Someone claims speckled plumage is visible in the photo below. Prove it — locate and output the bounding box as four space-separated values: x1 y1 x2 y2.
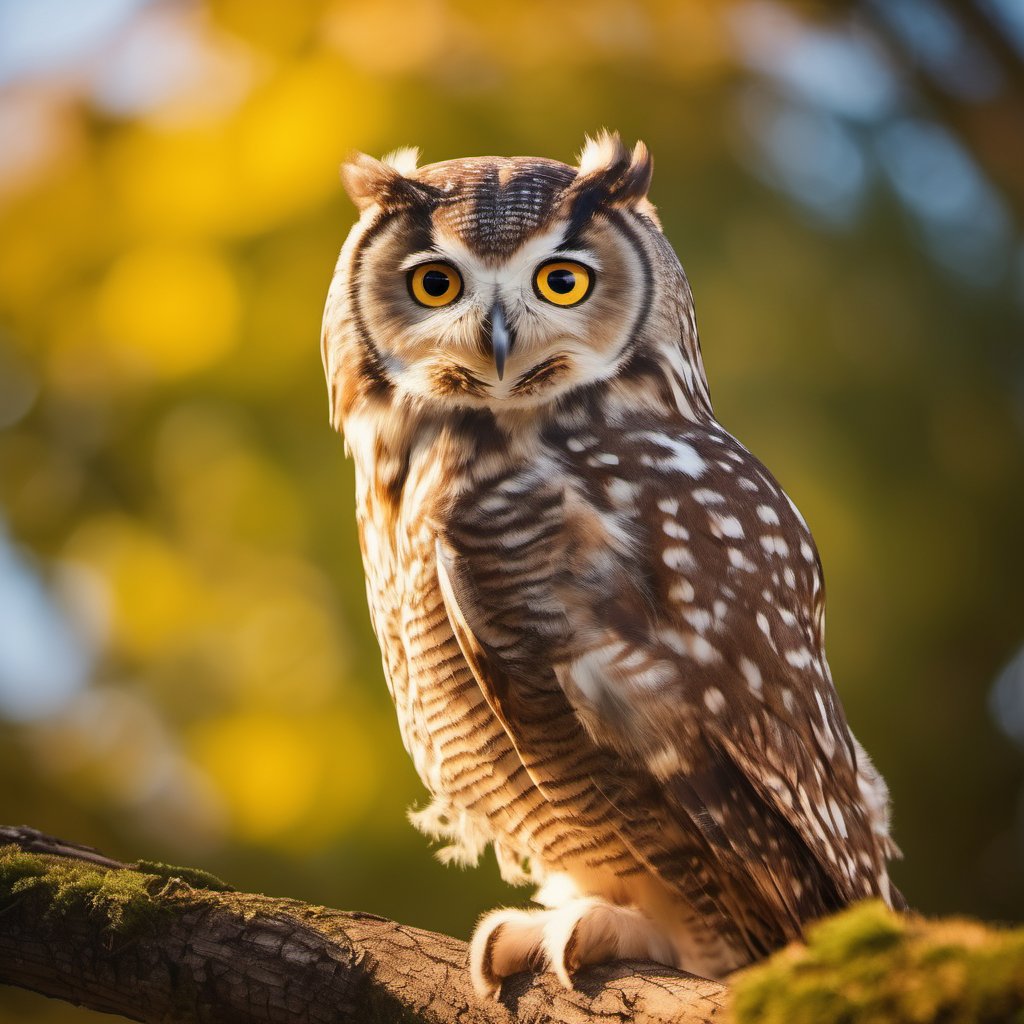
322 132 903 996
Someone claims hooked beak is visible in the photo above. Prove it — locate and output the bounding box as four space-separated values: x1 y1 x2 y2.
489 300 512 381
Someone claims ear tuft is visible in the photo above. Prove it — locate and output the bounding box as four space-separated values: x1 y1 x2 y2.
619 139 653 204
577 129 630 177
381 146 421 176
340 149 435 213
577 130 630 177
569 131 653 213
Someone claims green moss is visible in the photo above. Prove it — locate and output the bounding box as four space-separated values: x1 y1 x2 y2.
732 900 1024 1024
803 900 906 965
0 849 48 887
0 844 165 934
134 859 233 892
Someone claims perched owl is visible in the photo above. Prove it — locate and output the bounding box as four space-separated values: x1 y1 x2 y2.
321 132 903 997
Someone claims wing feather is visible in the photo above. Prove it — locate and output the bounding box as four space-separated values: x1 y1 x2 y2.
438 419 898 952
436 535 779 958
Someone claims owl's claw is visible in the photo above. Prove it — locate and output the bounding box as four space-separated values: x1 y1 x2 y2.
469 899 676 998
470 907 546 998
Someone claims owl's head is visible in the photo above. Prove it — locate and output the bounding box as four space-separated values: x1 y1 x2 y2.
323 132 710 428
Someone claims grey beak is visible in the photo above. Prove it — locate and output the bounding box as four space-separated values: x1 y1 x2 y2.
489 301 511 381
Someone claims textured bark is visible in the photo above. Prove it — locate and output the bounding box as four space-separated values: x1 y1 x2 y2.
0 826 728 1024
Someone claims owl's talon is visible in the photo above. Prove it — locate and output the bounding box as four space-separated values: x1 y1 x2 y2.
542 898 677 988
470 900 676 997
469 907 546 998
469 922 502 999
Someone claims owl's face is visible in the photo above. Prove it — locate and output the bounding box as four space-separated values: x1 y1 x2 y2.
324 133 708 424
350 201 646 409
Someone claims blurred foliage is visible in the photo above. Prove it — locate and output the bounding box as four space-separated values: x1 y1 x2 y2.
0 1 1022 1020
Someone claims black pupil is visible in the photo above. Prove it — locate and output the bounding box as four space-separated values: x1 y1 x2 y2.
547 268 576 294
422 269 451 297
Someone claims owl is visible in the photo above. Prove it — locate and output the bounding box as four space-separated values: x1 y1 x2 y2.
321 132 904 997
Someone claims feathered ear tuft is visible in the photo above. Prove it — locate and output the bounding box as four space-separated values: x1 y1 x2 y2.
340 149 436 213
577 130 630 177
566 131 654 220
381 146 421 176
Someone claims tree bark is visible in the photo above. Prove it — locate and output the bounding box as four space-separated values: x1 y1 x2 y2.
0 826 728 1024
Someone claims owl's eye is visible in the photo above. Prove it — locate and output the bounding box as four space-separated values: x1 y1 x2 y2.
534 260 593 307
409 262 462 308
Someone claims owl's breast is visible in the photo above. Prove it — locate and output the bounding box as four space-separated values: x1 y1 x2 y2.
352 430 536 843
349 416 615 884
355 443 449 786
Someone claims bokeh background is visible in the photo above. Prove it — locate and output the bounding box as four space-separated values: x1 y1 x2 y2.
1 0 1023 1019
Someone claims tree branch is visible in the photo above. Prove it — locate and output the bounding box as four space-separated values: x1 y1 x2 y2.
0 826 728 1024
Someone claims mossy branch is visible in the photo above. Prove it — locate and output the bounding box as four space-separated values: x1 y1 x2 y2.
731 901 1024 1023
0 825 726 1024
3 827 1024 1024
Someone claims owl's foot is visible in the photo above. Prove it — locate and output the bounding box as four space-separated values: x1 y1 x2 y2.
469 897 676 998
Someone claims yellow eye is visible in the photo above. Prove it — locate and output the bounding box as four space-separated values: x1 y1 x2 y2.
534 260 593 307
409 262 462 308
